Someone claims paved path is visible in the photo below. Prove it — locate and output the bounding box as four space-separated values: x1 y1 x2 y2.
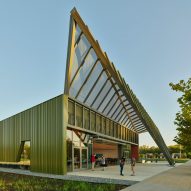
0 161 176 186
121 160 191 191
68 162 176 182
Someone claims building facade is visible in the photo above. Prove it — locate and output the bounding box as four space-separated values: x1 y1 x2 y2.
0 8 174 175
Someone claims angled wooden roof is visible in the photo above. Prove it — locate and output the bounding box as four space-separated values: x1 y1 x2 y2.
64 8 174 165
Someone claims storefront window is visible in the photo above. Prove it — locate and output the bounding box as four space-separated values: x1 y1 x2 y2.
84 109 90 130
102 117 106 134
76 104 83 128
96 114 101 133
90 112 96 132
68 100 75 125
106 119 110 136
110 121 114 137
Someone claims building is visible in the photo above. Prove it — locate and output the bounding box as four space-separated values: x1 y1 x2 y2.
0 8 174 175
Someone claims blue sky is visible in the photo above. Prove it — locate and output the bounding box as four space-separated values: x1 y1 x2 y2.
0 0 191 146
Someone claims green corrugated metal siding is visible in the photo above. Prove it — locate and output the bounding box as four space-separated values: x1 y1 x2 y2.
0 94 67 175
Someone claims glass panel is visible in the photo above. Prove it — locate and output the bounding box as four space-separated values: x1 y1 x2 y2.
129 112 136 117
85 72 108 106
115 85 120 90
74 148 80 169
124 119 129 127
131 115 138 120
68 100 75 125
70 34 91 82
125 128 127 140
98 88 115 113
111 77 116 84
122 116 129 126
118 90 123 96
136 133 138 144
67 129 73 142
125 104 132 110
122 117 128 126
116 108 126 122
112 104 123 120
113 123 117 137
90 112 96 132
70 49 97 97
135 133 137 143
103 95 118 115
128 108 134 113
118 125 121 139
130 130 133 142
77 62 103 102
73 131 81 147
127 129 130 141
108 99 121 117
106 119 110 136
132 118 141 123
119 112 127 124
124 100 130 105
84 109 90 130
127 122 132 129
84 134 90 144
75 24 81 43
123 127 126 140
82 149 88 169
125 128 128 141
96 114 102 133
102 117 106 134
132 132 135 143
76 104 83 128
121 96 127 101
114 123 119 138
92 80 112 109
110 121 114 137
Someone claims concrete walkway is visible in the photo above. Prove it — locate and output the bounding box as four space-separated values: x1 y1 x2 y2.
121 160 191 191
68 161 177 182
0 161 177 186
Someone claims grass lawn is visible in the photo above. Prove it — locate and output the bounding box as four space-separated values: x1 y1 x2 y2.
0 172 127 191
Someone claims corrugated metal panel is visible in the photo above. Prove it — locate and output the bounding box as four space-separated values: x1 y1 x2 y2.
0 94 66 174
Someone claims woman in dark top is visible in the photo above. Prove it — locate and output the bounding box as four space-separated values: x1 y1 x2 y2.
119 157 125 176
131 157 136 176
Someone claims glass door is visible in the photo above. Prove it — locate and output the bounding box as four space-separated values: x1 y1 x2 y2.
81 148 88 169
73 147 88 170
123 151 130 163
74 148 80 169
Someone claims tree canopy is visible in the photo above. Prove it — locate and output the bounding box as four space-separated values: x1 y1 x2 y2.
169 78 191 153
139 145 184 155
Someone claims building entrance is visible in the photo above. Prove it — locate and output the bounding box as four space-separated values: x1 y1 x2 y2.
73 147 88 170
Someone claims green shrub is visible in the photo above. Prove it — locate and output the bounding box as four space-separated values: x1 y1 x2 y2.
0 179 7 190
0 172 125 191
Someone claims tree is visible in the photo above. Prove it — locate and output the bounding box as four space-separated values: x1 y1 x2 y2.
139 145 161 155
169 78 191 154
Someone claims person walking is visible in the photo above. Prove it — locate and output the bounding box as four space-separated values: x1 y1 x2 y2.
91 153 96 171
119 157 125 176
101 155 106 171
130 157 136 176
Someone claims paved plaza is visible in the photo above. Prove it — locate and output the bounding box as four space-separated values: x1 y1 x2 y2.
121 160 191 191
0 161 180 187
0 161 190 190
68 161 177 182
